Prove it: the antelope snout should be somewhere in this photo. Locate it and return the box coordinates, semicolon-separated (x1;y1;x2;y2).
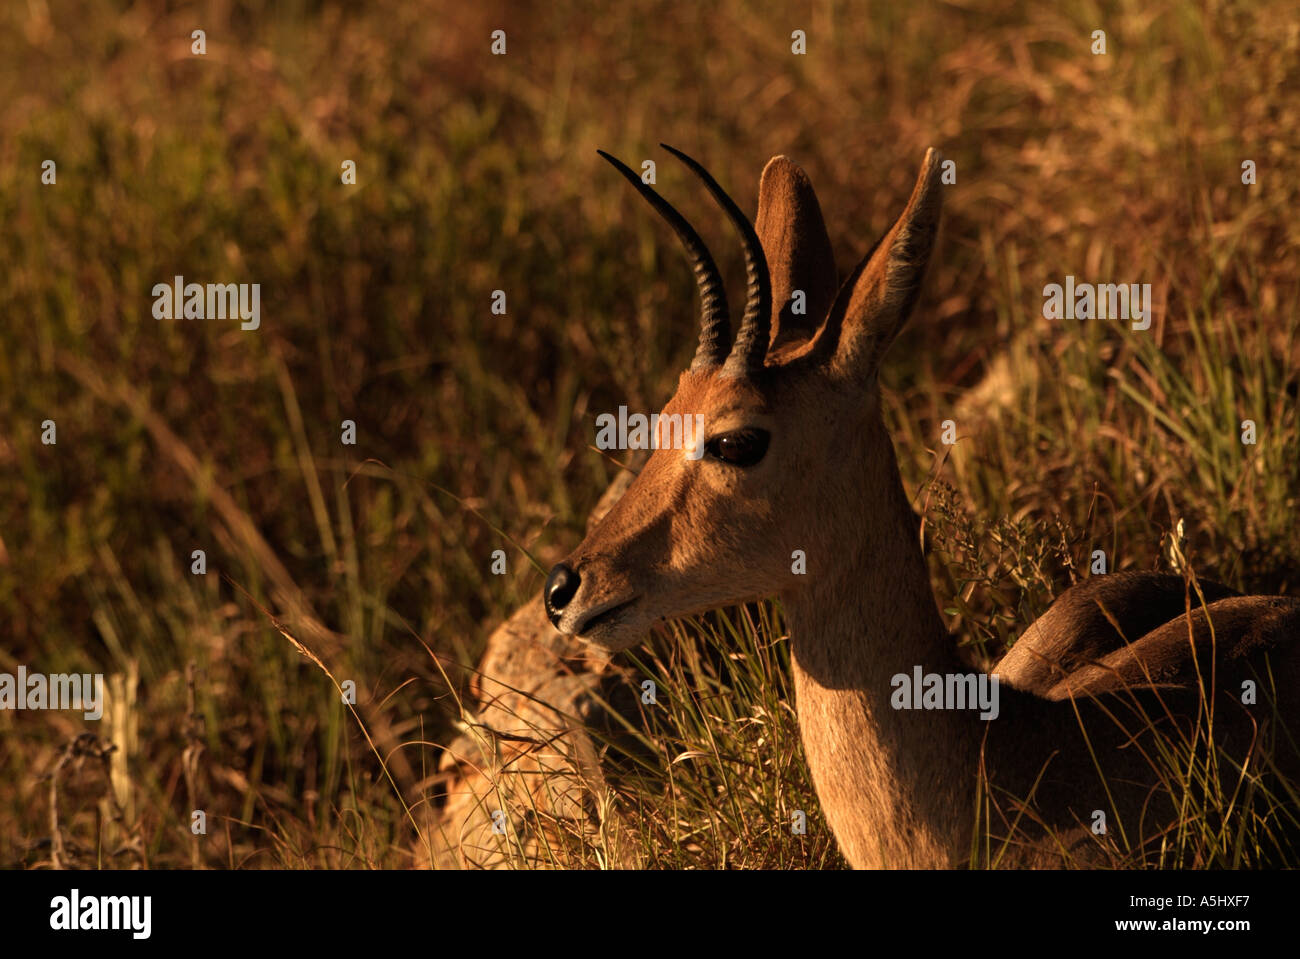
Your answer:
544;563;581;627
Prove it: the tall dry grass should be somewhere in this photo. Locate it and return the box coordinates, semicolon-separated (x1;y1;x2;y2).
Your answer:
1;0;1296;867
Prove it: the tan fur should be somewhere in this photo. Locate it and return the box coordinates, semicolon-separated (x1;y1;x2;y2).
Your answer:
553;149;1300;867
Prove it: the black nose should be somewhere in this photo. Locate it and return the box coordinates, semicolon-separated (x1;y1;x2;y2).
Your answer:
544;563;581;627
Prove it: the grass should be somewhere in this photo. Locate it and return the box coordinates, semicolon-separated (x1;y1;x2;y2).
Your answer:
1;0;1297;868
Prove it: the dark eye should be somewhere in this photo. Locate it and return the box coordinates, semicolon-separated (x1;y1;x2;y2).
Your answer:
704;429;770;467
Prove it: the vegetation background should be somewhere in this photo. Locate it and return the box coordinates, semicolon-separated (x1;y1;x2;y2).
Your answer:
1;0;1296;868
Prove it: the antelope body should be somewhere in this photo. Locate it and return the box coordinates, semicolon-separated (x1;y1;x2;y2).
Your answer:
544;144;1300;867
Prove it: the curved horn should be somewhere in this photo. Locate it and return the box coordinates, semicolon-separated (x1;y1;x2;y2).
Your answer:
660;144;771;376
597;149;730;370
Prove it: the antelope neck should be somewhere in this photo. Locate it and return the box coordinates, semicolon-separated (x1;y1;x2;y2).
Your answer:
780;431;978;866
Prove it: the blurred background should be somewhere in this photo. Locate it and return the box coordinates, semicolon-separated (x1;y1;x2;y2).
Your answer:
1;0;1297;868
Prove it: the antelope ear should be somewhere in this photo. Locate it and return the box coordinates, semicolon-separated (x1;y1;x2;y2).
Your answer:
755;156;837;351
812;149;943;382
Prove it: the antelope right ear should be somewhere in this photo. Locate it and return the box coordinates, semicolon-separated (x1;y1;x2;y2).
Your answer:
811;149;943;383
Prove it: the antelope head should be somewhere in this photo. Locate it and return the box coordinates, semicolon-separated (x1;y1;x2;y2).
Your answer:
545;144;943;651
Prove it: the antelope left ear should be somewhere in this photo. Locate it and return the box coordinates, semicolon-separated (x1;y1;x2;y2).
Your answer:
812;149;943;383
755;156;837;351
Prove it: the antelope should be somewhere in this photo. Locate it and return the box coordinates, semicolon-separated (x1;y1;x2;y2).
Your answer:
543;144;1300;867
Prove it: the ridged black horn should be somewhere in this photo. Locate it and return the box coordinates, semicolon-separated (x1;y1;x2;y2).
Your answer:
660;143;771;376
597;149;730;369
